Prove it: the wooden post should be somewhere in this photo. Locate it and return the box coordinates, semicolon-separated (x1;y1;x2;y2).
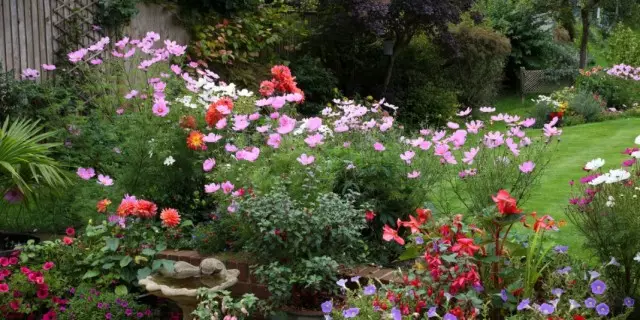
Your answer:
520;67;526;104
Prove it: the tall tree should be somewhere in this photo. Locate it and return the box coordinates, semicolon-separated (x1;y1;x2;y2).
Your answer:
579;0;601;68
339;0;476;95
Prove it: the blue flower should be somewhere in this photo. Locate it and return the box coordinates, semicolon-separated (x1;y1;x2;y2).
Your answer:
538;303;555;315
350;276;361;283
500;289;507;302
415;236;424;245
342;308;359;318
391;307;402;320
624;297;635;308
443;313;457;320
336;279;348;290
427;307;438;318
556;266;572;275
553;245;568;254
551;288;563;298
517;299;530;311
363;284;376;296
585;298;597;308
596;303;610;316
321;300;333;314
590;280;607;295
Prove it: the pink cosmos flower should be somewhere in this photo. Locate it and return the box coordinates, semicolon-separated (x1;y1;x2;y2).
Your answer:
203;133;223;143
271;96;287;109
267;133;282;148
379;121;393;132
204;183;220;193
111;50;124;58
270;112;280;119
520;118;536;128
304;133;324;148
411;137;425;147
97;174;113;186
420;129;432;136
90;59;102;65
456;107;472;116
221;181;234;194
462;147;479;165
124;90;138;99
506;138;520;156
519;161;536;173
448;130;467;149
483;132;504;148
480;106;496;113
215;118;228;129
42;262;55;271
165;40;187;56
491;113;505;121
407;171;421;179
153;81;166;92
285;92;304;102
465;120;484;134
249;113;261;121
236;147;260;162
42;64;56;71
373;142;385;152
297;154;315;165
188;61;199;68
203;158;216;172
256;98;273;107
504;115;520;124
623;158;637;167
256;125;271;133
225;144;238;153
432;131;446;141
520;137;532;147
548;116;559;127
434;144;450;157
363;119;377;129
21;68;40;80
116;108;124;115
419;141;432;150
400;150;415;164
277;115;296;134
334;124;349;132
306;117;323;132
76;167;95;180
232;115;250;131
543;120;562;137
123;48;136;59
343;141;352;148
442;152;457;164
152;99;170;117
115;37;129;48
509;127;526;138
68;48;88;63
170;64;181;75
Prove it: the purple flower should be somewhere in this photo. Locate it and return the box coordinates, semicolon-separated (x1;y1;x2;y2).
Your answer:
500;289;507;302
443;313;458;320
363;284;376;296
105;313;112;319
415;236;424;245
538;303;554;315
3;188;24;204
517;299;530;311
551;288;563;297
97;302;105;309
569;299;580;311
591;280;607;295
588;270;600;281
556;266;572;275
596;303;610;316
336;279;347;290
321;301;333;313
585;298;597;308
553;245;568;254
391;307;401;320
427;307;438;318
624;297;635;308
350;276;361;283
137;312;144;318
125;309;133;316
342;308;359;318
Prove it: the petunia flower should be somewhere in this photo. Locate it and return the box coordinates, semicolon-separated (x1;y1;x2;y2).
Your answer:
391;308;402;320
538;303;554;315
554;245;568;254
624;297;635;308
443;313;457;320
363;284;376;296
569;299;580;311
427;307;438;318
342;308;359;318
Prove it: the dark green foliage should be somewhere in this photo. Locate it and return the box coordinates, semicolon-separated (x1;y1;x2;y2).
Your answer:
530;100;555;129
446;20;511;106
96;0;140;34
290;55;338;115
606;25;640;66
576;73;640;109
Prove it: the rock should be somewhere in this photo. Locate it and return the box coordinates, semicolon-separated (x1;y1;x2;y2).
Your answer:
162;261;200;279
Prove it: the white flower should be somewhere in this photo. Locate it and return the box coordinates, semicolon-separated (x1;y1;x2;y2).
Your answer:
237;89;253;97
585;158;605;171
635;252;640;263
632;151;640;159
635;135;640;145
606;196;615;207
606;169;631;183
589;174;609;186
164;156;176;166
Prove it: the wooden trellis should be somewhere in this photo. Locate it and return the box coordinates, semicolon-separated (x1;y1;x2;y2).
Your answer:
52;0;103;69
520;67;579;102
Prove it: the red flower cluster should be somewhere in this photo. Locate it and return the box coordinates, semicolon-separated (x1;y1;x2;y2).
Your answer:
205;97;233;127
179;115;197;129
492;190;522;215
116;198;158;218
259;65;304;101
382;208;432;245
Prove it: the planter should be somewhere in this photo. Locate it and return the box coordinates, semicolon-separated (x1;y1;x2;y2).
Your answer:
271;307;325;320
0;232;40;257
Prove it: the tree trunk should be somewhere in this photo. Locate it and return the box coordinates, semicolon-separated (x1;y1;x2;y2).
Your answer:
579;7;590;69
381;52;397;97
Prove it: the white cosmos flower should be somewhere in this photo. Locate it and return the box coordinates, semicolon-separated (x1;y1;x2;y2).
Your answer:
585;158;605;171
635;135;640;145
606;169;631;183
237;89;253;97
164;156;176;166
632;151;640;159
589;174;609;186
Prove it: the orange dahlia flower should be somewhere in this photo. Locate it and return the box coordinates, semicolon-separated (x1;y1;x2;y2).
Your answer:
160;208;181;228
186;130;206;151
96;199;112;213
135;200;158;218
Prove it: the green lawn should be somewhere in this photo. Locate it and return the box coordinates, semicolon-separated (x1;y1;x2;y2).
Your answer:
493;95;640;259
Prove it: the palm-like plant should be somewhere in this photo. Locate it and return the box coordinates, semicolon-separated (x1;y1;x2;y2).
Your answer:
0;117;71;205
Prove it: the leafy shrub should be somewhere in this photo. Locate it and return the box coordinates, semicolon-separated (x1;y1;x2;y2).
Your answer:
530;100;556;128
576;70;640;109
562;114;586;126
447;20;511;106
193;290;258;320
239;187;366;306
607;24;640;66
290;55;338;116
569;91;603;123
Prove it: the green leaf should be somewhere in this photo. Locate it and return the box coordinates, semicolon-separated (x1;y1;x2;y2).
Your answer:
105;237;120;251
494;213;525;226
398;246;420;261
181;220;194;228
155;242;167;252
102;262;115;269
162;260;175;273
115;285;128;296
152;259;163;271
441;254;458;263
82;270;100;279
141;248;156;256
137;267;152;280
120;255;133;267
